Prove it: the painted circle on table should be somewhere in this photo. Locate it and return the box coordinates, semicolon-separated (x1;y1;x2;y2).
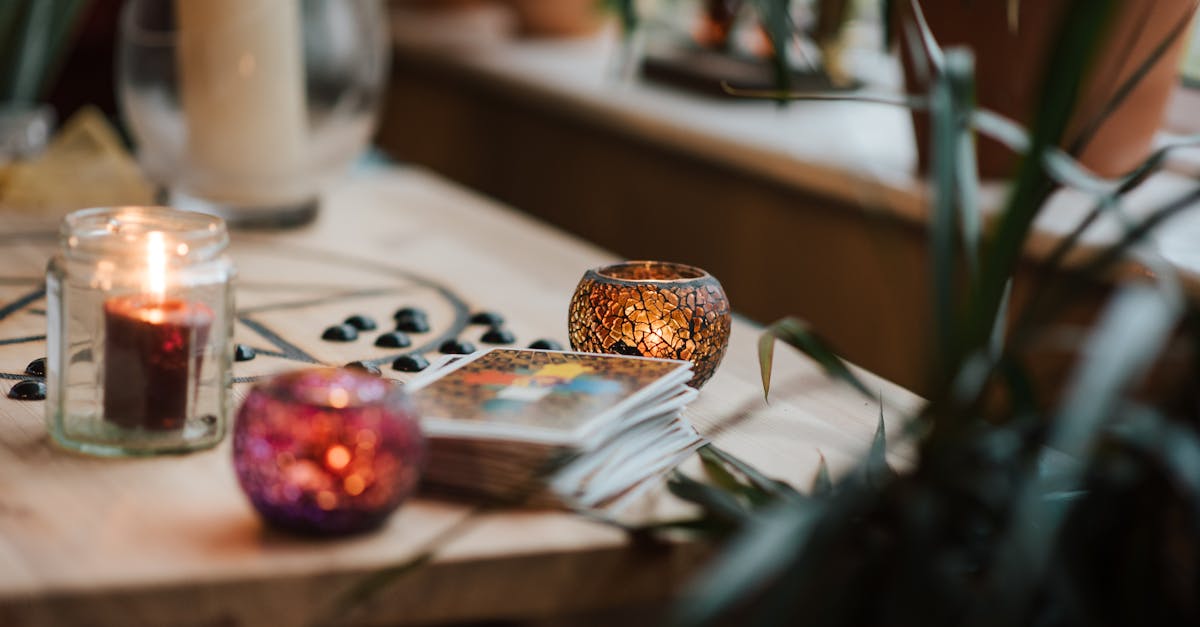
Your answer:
0;234;474;386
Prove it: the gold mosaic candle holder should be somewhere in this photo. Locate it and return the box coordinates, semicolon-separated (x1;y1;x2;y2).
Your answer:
568;261;732;388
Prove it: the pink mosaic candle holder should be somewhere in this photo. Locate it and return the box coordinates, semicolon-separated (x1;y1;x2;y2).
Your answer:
233;368;425;536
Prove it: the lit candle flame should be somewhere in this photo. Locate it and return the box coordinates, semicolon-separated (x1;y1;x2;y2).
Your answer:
146;231;167;301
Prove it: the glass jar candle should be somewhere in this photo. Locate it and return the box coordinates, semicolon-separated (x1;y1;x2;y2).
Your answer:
568;261;732;388
46;207;235;456
233;368;425;536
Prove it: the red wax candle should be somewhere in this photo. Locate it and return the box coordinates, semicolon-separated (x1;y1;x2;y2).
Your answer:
103;295;214;430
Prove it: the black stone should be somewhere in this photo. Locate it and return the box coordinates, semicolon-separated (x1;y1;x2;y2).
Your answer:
528;339;564;351
439;339;476;355
469;311;505;326
344;314;377;331
480;327;516;345
610;341;644;356
392;307;427;321
322;324;359;342
395;314;430;334
374;330;412;348
234;344;257;362
392;353;430;372
345;361;383;377
24;357;46;377
8;379;45;401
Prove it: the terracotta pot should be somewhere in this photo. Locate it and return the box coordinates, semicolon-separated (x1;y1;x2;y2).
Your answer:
898;0;1197;178
503;0;606;37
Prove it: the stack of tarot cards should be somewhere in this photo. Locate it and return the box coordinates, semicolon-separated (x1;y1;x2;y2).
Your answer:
407;348;705;513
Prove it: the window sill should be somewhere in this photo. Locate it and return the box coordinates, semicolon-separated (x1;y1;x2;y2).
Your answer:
390;6;1200;294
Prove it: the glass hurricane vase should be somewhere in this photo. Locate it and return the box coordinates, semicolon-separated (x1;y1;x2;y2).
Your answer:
117;0;389;228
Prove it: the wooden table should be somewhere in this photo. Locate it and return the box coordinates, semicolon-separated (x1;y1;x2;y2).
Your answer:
0;167;919;626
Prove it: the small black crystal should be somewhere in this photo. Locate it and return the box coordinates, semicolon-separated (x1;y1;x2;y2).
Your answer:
322;324;359;342
392;353;430;372
469;311;505;326
24;357;46;377
8;379;46;401
480;327;516;345
234;344;257;362
344;314;377;331
393;307;426;321
345;361;383;376
395;315;430;334
528;339;564;351
439;339;476;355
374;330;412;348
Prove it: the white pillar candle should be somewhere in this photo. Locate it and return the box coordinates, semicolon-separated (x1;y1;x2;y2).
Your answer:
175;0;308;208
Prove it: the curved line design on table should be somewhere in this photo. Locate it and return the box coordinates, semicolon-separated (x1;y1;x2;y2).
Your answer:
0;234;475;387
233;239;473;370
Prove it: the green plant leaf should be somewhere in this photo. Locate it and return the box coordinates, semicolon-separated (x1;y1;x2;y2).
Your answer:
864;401;894;487
1110;406;1200;518
955;84;982;282
0;0;89;103
962;0;1117;395
720;85;929;108
981;283;1180;625
700;446;751;494
811;452;833;497
672;500;820;626
750;0;793;94
1076;186;1200;280
311;509;484;627
605;0;637;35
880;0;894;49
620;516;728;538
1032;133;1200;293
905;0;945;74
759;317;872;400
668;470;753;525
0;2;24;94
39;0;90;92
698;445;781;507
1055;284;1178;465
926;48;978;383
997;356;1036;419
699;443;802;500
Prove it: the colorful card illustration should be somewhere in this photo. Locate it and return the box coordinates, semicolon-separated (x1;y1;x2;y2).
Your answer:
410;348;691;443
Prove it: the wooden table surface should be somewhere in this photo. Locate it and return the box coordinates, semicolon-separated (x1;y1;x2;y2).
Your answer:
0;167;919;627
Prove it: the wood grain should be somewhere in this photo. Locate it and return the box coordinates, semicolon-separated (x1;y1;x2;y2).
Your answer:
0;167;920;626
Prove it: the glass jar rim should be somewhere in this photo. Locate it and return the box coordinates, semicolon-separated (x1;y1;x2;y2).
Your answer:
61;206;229;262
253;368;407;411
591;261;711;284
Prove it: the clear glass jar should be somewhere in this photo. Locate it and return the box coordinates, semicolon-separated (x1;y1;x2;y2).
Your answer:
46;207;235;456
116;0;390;228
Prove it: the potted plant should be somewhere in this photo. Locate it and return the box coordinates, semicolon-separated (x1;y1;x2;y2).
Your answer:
647;1;1200;625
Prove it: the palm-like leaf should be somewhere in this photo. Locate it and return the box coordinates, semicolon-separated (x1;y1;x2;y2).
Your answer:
759;317;872;399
